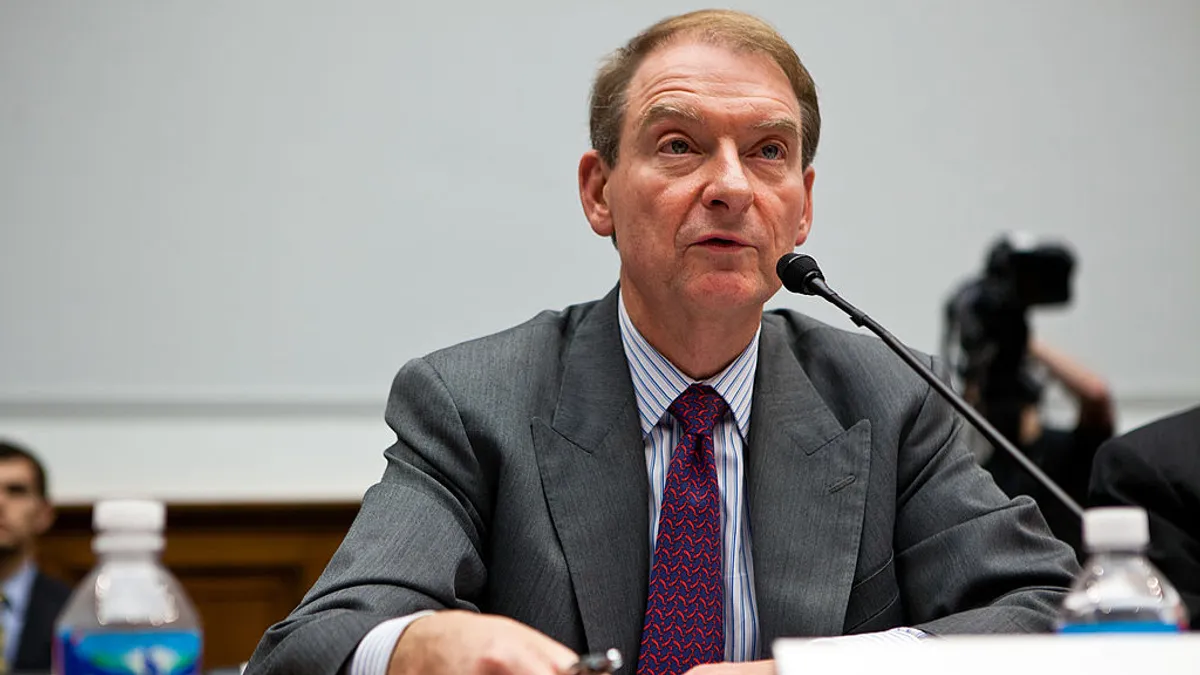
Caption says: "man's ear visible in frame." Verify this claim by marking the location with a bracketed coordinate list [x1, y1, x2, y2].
[579, 149, 614, 238]
[34, 500, 55, 536]
[794, 165, 816, 246]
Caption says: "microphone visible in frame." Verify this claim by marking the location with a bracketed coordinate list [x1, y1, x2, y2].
[776, 252, 1083, 520]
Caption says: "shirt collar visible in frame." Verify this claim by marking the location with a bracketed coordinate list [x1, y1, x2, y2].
[2, 558, 37, 613]
[617, 289, 758, 439]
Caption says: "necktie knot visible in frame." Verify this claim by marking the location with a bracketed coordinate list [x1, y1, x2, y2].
[668, 384, 729, 437]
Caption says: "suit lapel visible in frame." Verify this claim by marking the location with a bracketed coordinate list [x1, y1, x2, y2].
[747, 318, 872, 646]
[532, 288, 648, 663]
[15, 573, 58, 671]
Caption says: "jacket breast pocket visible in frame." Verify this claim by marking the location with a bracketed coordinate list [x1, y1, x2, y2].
[843, 554, 904, 634]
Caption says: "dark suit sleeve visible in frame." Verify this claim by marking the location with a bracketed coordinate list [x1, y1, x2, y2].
[1090, 437, 1200, 624]
[244, 357, 491, 675]
[896, 358, 1079, 634]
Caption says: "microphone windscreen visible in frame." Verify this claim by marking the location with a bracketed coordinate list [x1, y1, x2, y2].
[777, 253, 824, 295]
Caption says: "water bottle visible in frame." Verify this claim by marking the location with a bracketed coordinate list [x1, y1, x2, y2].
[53, 499, 203, 674]
[1056, 506, 1188, 633]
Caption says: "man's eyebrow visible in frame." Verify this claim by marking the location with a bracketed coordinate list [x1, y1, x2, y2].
[637, 102, 704, 133]
[637, 103, 802, 142]
[753, 116, 802, 140]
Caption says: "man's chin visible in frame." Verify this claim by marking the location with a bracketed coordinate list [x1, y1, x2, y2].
[685, 276, 770, 312]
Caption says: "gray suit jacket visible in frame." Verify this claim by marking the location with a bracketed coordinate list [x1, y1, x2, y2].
[246, 288, 1078, 675]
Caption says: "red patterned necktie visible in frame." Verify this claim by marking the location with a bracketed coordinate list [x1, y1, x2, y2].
[637, 383, 728, 675]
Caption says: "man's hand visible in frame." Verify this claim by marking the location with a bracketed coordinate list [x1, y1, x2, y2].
[685, 660, 774, 675]
[388, 610, 579, 675]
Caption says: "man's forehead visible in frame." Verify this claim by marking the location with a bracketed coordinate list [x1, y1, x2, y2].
[0, 458, 37, 480]
[624, 41, 801, 122]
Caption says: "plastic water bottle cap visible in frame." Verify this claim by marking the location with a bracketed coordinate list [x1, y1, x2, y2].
[1083, 506, 1149, 551]
[93, 499, 166, 533]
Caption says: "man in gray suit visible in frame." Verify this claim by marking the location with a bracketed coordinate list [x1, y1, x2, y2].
[246, 9, 1078, 675]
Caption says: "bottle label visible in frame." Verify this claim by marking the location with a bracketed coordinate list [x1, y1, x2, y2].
[56, 629, 202, 675]
[1059, 621, 1181, 633]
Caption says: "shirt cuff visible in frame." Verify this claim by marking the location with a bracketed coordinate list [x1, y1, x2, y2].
[349, 610, 437, 675]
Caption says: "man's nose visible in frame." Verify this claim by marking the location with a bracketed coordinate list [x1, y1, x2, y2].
[701, 142, 753, 215]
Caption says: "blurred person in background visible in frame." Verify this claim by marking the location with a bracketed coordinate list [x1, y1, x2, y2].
[944, 235, 1114, 557]
[0, 440, 71, 673]
[1090, 405, 1200, 628]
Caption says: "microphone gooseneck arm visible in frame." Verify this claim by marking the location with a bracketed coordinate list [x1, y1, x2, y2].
[776, 253, 1084, 520]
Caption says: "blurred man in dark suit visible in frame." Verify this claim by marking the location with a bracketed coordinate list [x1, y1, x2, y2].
[1090, 405, 1200, 628]
[0, 440, 72, 673]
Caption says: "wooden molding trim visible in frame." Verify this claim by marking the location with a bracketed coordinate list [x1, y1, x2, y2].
[39, 501, 361, 669]
[47, 501, 363, 533]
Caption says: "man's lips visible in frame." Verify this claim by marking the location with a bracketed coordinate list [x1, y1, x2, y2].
[692, 234, 752, 249]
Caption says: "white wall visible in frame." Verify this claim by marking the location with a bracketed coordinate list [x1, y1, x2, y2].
[2, 1, 1197, 504]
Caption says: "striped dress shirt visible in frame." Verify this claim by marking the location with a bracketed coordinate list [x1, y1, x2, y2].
[617, 293, 762, 662]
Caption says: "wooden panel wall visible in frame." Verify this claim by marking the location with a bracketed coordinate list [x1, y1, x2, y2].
[38, 502, 360, 670]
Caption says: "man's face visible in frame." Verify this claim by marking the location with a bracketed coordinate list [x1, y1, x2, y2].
[582, 39, 815, 321]
[0, 458, 53, 555]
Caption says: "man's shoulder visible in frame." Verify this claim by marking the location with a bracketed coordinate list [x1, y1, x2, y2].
[762, 306, 925, 372]
[760, 306, 938, 418]
[1097, 405, 1200, 467]
[388, 292, 617, 405]
[382, 292, 619, 420]
[762, 306, 860, 343]
[423, 295, 606, 366]
[1123, 405, 1200, 446]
